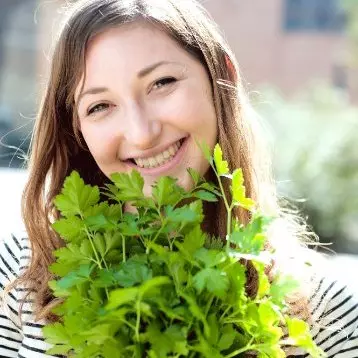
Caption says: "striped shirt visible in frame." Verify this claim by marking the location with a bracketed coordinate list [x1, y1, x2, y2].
[0, 232, 358, 357]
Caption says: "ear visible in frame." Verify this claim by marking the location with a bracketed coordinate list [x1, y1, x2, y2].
[225, 55, 237, 83]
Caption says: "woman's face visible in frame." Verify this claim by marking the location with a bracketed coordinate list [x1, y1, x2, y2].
[75, 21, 218, 197]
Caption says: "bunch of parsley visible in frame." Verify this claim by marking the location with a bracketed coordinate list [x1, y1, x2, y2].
[43, 144, 324, 358]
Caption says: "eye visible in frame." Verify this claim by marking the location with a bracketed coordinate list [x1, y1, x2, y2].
[87, 103, 111, 116]
[152, 77, 177, 91]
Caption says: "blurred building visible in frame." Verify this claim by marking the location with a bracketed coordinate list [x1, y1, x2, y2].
[205, 0, 354, 98]
[0, 0, 356, 167]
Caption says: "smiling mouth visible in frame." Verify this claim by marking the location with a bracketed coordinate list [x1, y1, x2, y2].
[127, 138, 186, 169]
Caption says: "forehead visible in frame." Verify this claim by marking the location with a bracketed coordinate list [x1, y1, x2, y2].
[74, 21, 193, 97]
[86, 21, 187, 73]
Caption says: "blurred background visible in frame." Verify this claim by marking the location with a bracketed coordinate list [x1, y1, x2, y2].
[1, 0, 358, 264]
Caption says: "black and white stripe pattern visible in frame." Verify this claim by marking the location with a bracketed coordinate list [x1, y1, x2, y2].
[0, 233, 357, 357]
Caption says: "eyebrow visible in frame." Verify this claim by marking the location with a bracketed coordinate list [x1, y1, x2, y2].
[76, 87, 109, 107]
[76, 61, 181, 106]
[137, 60, 179, 78]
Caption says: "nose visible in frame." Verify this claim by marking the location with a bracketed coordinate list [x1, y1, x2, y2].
[122, 102, 162, 149]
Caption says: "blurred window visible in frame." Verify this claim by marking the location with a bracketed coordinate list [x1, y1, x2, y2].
[0, 0, 36, 167]
[284, 0, 345, 32]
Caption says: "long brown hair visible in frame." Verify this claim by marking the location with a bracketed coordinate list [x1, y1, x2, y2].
[18, 0, 314, 325]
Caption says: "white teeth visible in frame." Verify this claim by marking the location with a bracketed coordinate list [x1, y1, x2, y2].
[163, 150, 171, 159]
[133, 140, 183, 169]
[157, 153, 165, 164]
[148, 157, 156, 167]
[137, 158, 143, 167]
[168, 146, 176, 156]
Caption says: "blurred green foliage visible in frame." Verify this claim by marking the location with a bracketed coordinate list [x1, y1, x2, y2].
[255, 84, 358, 254]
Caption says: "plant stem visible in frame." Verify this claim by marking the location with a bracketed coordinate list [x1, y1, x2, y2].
[120, 319, 137, 331]
[204, 294, 214, 317]
[122, 234, 126, 262]
[151, 219, 167, 245]
[219, 304, 232, 322]
[226, 207, 232, 251]
[225, 337, 255, 358]
[83, 227, 109, 300]
[212, 170, 232, 250]
[135, 300, 141, 342]
[84, 228, 103, 269]
[224, 346, 253, 357]
[215, 171, 230, 213]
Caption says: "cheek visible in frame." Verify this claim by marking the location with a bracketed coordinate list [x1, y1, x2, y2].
[162, 85, 216, 130]
[80, 123, 118, 162]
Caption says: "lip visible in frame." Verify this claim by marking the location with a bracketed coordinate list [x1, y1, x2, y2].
[123, 137, 187, 161]
[124, 136, 190, 176]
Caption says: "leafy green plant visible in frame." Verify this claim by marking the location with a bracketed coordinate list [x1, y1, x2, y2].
[43, 144, 324, 358]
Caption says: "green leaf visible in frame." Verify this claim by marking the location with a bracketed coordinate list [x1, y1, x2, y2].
[85, 214, 116, 231]
[165, 204, 200, 224]
[187, 167, 202, 186]
[56, 264, 93, 290]
[207, 313, 219, 344]
[93, 233, 107, 257]
[115, 256, 152, 287]
[110, 170, 144, 201]
[179, 292, 210, 338]
[49, 243, 89, 277]
[217, 324, 236, 351]
[48, 280, 70, 297]
[42, 322, 70, 345]
[193, 190, 218, 202]
[199, 182, 222, 196]
[103, 231, 123, 252]
[270, 275, 299, 305]
[138, 276, 171, 297]
[53, 171, 100, 216]
[83, 324, 115, 345]
[168, 253, 188, 285]
[224, 259, 247, 304]
[229, 216, 268, 255]
[152, 176, 184, 206]
[257, 344, 285, 358]
[194, 332, 223, 358]
[106, 287, 139, 310]
[194, 248, 227, 268]
[286, 317, 324, 358]
[52, 216, 86, 243]
[193, 268, 229, 298]
[257, 301, 283, 341]
[146, 323, 189, 357]
[102, 341, 127, 358]
[83, 201, 110, 218]
[204, 236, 224, 250]
[231, 168, 255, 210]
[45, 344, 72, 356]
[253, 261, 271, 299]
[80, 239, 93, 258]
[213, 143, 229, 176]
[176, 225, 206, 256]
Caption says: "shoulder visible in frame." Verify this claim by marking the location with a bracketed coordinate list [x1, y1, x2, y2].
[0, 230, 31, 282]
[0, 231, 31, 316]
[0, 230, 30, 282]
[308, 273, 358, 357]
[0, 232, 55, 356]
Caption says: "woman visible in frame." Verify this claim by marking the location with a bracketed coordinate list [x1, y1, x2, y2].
[1, 0, 357, 357]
